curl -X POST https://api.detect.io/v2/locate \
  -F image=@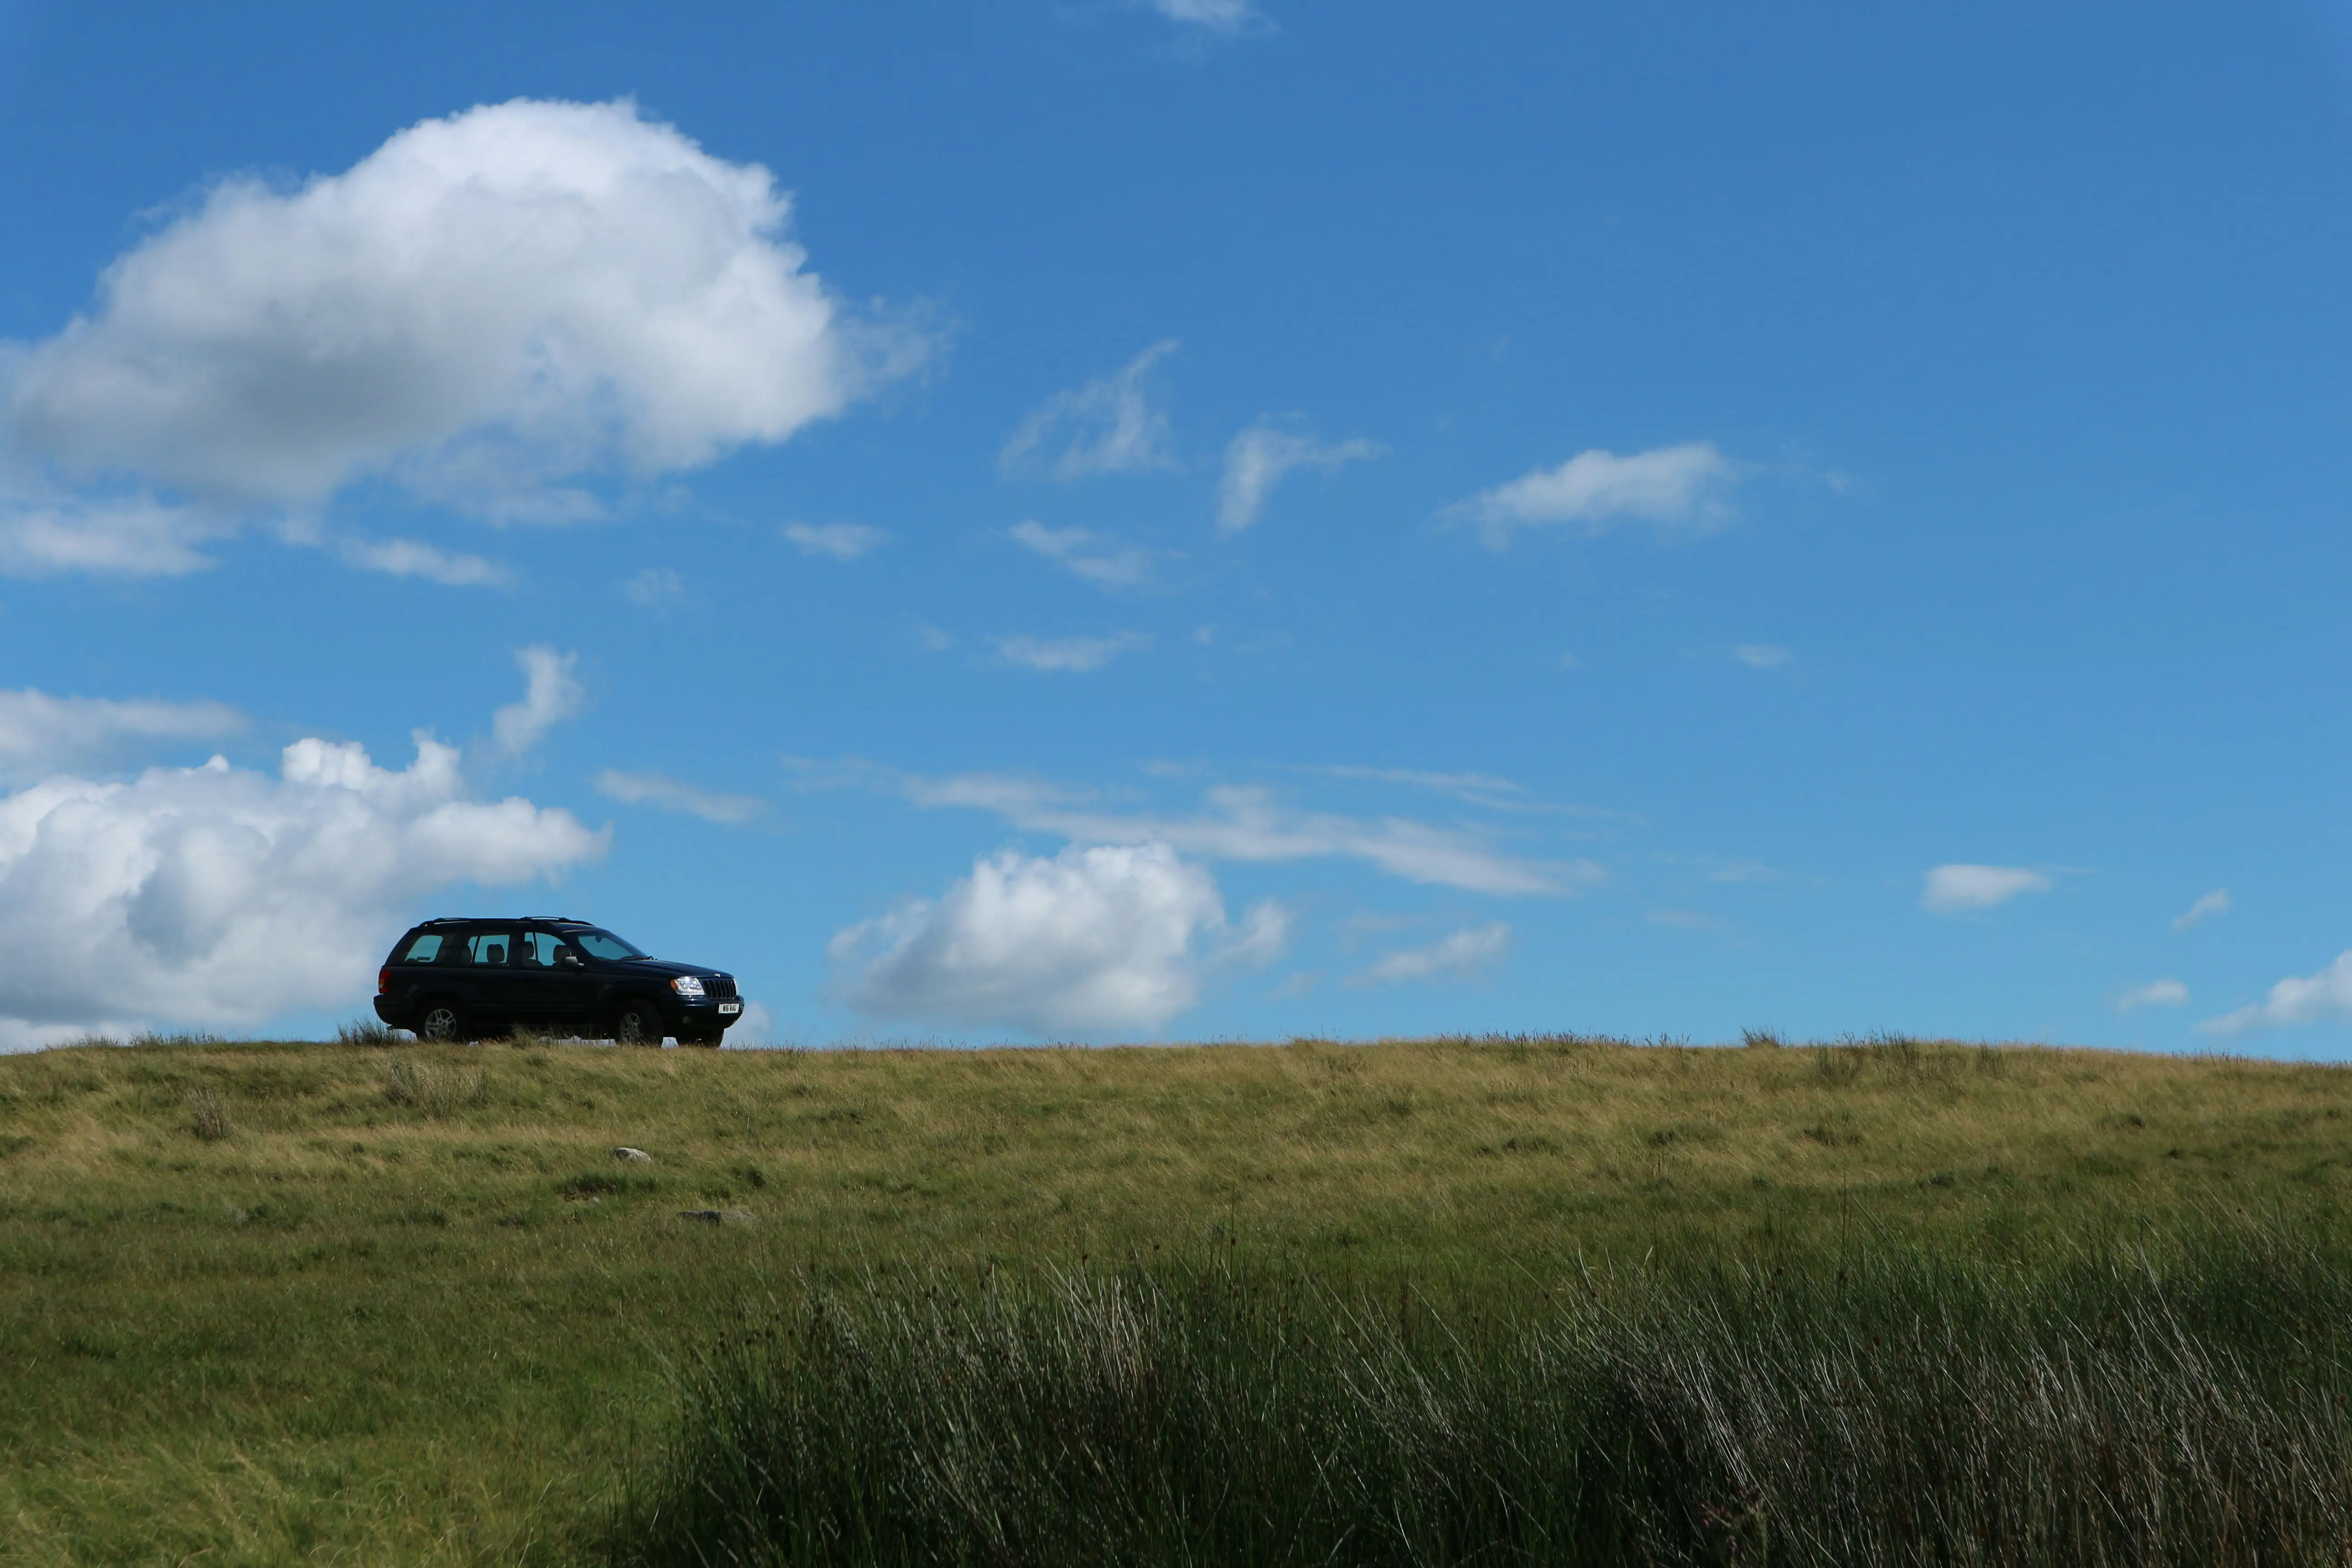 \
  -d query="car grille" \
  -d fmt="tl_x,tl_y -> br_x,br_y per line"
706,976 -> 737,1000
